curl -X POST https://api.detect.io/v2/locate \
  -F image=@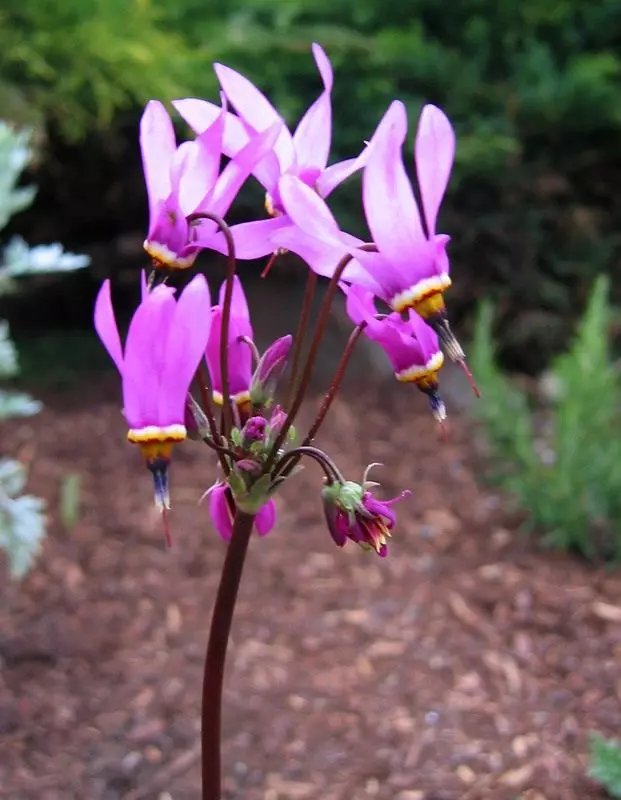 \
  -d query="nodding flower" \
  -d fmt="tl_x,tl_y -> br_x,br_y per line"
140,99 -> 281,270
94,275 -> 212,512
342,283 -> 447,424
322,467 -> 410,558
205,276 -> 254,418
